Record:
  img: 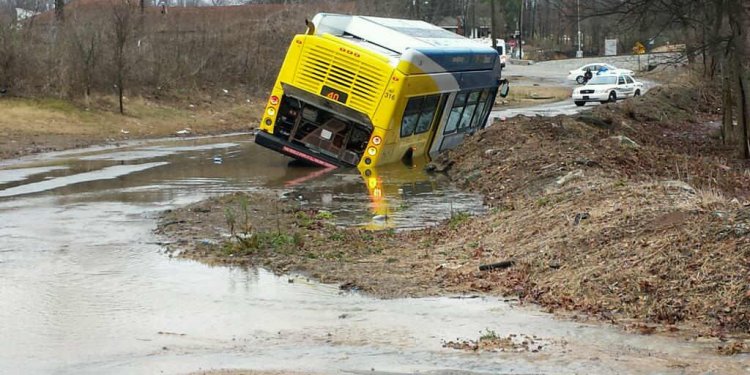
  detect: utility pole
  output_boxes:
[518,0,524,59]
[490,0,497,49]
[576,0,583,58]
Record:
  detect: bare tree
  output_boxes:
[111,0,136,114]
[67,15,102,106]
[728,0,750,157]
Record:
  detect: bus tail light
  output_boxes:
[267,107,276,116]
[372,136,382,145]
[367,147,377,156]
[270,95,279,105]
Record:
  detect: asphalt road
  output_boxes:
[493,54,663,120]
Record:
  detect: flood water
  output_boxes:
[1,134,748,374]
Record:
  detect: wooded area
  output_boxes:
[0,0,749,157]
[0,0,354,112]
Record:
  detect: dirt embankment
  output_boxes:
[157,85,750,342]
[0,91,263,160]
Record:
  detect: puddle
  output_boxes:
[0,134,747,374]
[0,165,69,185]
[0,162,169,198]
[287,159,485,230]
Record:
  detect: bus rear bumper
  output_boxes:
[254,131,342,169]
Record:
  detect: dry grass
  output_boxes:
[0,94,263,159]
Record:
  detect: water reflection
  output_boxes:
[282,158,484,231]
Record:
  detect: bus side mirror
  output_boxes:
[499,79,510,98]
[305,18,315,35]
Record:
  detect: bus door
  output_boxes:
[430,88,494,158]
[427,92,456,160]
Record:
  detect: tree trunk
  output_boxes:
[721,58,735,145]
[741,0,750,158]
[118,79,124,114]
[729,0,750,157]
[707,0,725,79]
[55,0,64,22]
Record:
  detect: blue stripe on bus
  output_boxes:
[412,47,498,72]
[453,71,500,90]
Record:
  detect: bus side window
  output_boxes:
[415,95,440,134]
[400,97,423,138]
[469,90,490,129]
[458,91,481,130]
[444,92,468,134]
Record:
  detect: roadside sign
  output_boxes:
[633,41,645,54]
[604,39,617,56]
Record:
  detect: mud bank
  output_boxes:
[157,86,750,346]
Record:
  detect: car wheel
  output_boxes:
[608,91,617,103]
[634,89,641,96]
[574,101,585,107]
[575,76,585,84]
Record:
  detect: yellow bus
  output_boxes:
[256,13,508,169]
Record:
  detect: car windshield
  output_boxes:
[587,76,617,85]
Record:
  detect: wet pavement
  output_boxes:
[489,100,592,121]
[1,135,748,374]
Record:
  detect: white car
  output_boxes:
[567,63,634,84]
[572,73,644,106]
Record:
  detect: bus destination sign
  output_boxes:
[320,86,348,104]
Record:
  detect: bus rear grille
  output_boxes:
[295,44,386,114]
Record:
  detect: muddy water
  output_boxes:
[0,135,747,374]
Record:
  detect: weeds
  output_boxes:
[535,196,551,207]
[449,211,471,228]
[315,210,334,220]
[479,328,499,341]
[224,207,236,237]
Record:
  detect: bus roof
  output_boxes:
[311,13,499,73]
